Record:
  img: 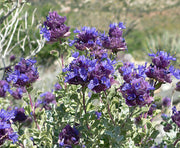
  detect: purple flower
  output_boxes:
[120,77,154,106]
[95,111,101,120]
[13,108,27,123]
[171,106,180,128]
[54,83,62,91]
[145,65,172,83]
[10,55,16,62]
[64,54,115,93]
[9,88,23,100]
[0,80,10,97]
[37,92,56,110]
[0,109,18,145]
[7,58,39,88]
[40,11,70,43]
[169,66,180,80]
[100,22,127,53]
[162,97,171,107]
[161,114,168,121]
[148,51,176,68]
[148,104,156,116]
[58,124,79,147]
[69,26,99,51]
[163,123,172,132]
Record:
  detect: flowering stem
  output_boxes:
[104,91,115,125]
[170,89,175,116]
[27,91,40,130]
[82,87,87,114]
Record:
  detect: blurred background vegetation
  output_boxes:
[1,0,180,65]
[29,0,180,65]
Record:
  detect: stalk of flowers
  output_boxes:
[119,62,154,106]
[100,22,127,53]
[0,109,18,145]
[63,52,116,93]
[40,11,70,43]
[145,51,176,85]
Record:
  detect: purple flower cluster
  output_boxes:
[176,81,180,91]
[171,106,180,127]
[146,51,176,83]
[13,107,27,123]
[7,58,39,87]
[63,54,115,93]
[100,22,127,53]
[69,26,100,51]
[162,97,171,108]
[6,58,39,99]
[58,124,79,147]
[121,77,154,106]
[119,62,153,106]
[36,92,56,110]
[0,80,10,97]
[0,109,18,145]
[40,11,70,43]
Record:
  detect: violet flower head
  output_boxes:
[148,51,176,69]
[100,22,127,53]
[0,80,10,98]
[64,54,115,93]
[58,124,79,147]
[69,26,99,51]
[148,104,156,116]
[9,88,23,100]
[145,65,172,83]
[40,11,70,43]
[13,108,27,123]
[162,97,171,108]
[54,83,62,91]
[7,58,39,87]
[120,77,154,106]
[171,106,180,128]
[95,111,101,120]
[169,66,180,80]
[10,55,16,62]
[146,51,177,84]
[37,92,56,110]
[0,109,18,145]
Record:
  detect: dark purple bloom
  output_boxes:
[162,97,171,107]
[69,26,99,51]
[145,65,172,83]
[40,11,70,43]
[100,22,127,53]
[148,51,176,68]
[13,108,27,123]
[0,109,18,145]
[10,55,16,62]
[36,92,56,110]
[9,88,23,100]
[95,111,101,120]
[169,66,180,80]
[163,123,172,132]
[148,104,156,116]
[58,124,79,147]
[64,55,115,92]
[120,77,154,106]
[0,80,10,97]
[54,83,62,91]
[171,106,180,128]
[7,58,39,87]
